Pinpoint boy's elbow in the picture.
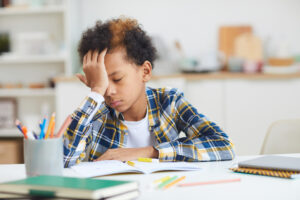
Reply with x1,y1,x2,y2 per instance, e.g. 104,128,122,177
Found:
219,140,236,161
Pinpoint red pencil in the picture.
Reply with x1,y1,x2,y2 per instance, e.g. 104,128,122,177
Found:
55,115,72,138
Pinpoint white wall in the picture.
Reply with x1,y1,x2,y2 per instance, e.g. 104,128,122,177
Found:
76,0,300,59
63,1,300,155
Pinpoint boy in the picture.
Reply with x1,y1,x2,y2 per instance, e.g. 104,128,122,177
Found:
63,17,235,167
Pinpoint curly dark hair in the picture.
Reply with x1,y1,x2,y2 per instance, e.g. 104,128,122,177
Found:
78,17,157,68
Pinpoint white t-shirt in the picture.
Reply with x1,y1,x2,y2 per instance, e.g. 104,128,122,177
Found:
87,92,155,148
123,109,156,148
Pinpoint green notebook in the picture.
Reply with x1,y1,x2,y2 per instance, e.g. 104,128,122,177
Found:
0,175,139,200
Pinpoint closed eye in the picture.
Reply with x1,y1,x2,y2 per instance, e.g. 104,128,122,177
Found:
113,78,122,82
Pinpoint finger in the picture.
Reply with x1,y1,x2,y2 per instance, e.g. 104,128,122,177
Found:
83,54,87,65
86,50,92,63
76,73,87,84
76,73,87,85
94,157,101,162
98,48,107,63
94,155,110,161
93,154,103,161
92,50,99,63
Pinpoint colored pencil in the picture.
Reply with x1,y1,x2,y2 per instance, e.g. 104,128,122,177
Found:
50,120,55,138
45,113,55,139
138,158,153,162
15,120,27,139
158,176,178,189
127,161,135,167
55,115,72,138
32,131,38,139
163,176,186,189
154,176,171,184
178,178,241,187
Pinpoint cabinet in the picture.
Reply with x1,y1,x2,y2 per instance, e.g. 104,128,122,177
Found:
54,73,300,156
0,1,72,163
225,79,300,155
0,138,23,164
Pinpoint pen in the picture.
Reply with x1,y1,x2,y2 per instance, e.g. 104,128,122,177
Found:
18,120,36,140
39,117,47,139
21,126,28,138
26,130,36,140
22,126,35,140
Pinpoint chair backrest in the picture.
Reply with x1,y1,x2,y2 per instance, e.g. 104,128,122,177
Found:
260,119,300,155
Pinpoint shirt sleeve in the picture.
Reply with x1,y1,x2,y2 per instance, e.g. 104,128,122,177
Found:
154,90,235,162
63,92,104,168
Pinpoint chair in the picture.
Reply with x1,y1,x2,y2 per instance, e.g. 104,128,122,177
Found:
260,119,300,155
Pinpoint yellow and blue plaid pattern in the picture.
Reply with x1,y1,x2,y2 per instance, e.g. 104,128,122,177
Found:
63,87,235,167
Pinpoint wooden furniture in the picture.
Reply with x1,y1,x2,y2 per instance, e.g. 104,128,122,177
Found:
0,138,23,164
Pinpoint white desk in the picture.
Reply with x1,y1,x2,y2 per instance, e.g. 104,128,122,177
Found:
0,154,299,200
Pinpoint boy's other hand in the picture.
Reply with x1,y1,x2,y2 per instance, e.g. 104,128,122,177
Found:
93,146,159,162
76,48,108,96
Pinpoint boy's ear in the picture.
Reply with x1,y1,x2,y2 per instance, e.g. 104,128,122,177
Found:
141,61,152,82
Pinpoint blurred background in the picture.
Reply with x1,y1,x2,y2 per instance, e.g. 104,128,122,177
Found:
1,0,300,163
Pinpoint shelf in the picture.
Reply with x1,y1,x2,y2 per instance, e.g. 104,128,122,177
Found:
0,128,22,137
0,6,64,16
0,55,66,64
53,72,300,83
0,88,55,97
151,72,300,80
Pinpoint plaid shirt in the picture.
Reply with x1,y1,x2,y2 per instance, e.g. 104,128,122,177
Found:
64,87,235,167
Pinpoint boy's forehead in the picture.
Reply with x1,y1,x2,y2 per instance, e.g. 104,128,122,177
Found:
105,48,127,65
105,48,134,74
108,71,121,77
106,47,127,60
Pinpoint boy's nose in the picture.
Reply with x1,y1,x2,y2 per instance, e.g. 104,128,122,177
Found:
105,84,116,96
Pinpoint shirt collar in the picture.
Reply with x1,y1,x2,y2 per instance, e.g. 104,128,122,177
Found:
146,87,160,128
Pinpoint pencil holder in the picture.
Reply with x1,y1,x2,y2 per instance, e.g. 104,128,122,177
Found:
24,137,63,177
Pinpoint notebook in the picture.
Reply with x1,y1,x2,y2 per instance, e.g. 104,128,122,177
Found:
69,160,202,178
0,175,139,200
230,155,300,179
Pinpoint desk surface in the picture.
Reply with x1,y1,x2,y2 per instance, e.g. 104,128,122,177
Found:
0,154,300,200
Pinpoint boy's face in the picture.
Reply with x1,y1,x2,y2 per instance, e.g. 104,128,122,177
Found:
103,48,149,113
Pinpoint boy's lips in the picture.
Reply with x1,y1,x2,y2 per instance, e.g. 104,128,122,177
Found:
110,100,122,107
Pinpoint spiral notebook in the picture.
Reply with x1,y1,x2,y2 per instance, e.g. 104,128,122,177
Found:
230,155,300,179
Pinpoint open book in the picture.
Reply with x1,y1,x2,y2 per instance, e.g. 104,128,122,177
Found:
67,160,202,178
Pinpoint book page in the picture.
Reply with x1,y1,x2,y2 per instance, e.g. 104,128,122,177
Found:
131,160,202,174
69,160,142,178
